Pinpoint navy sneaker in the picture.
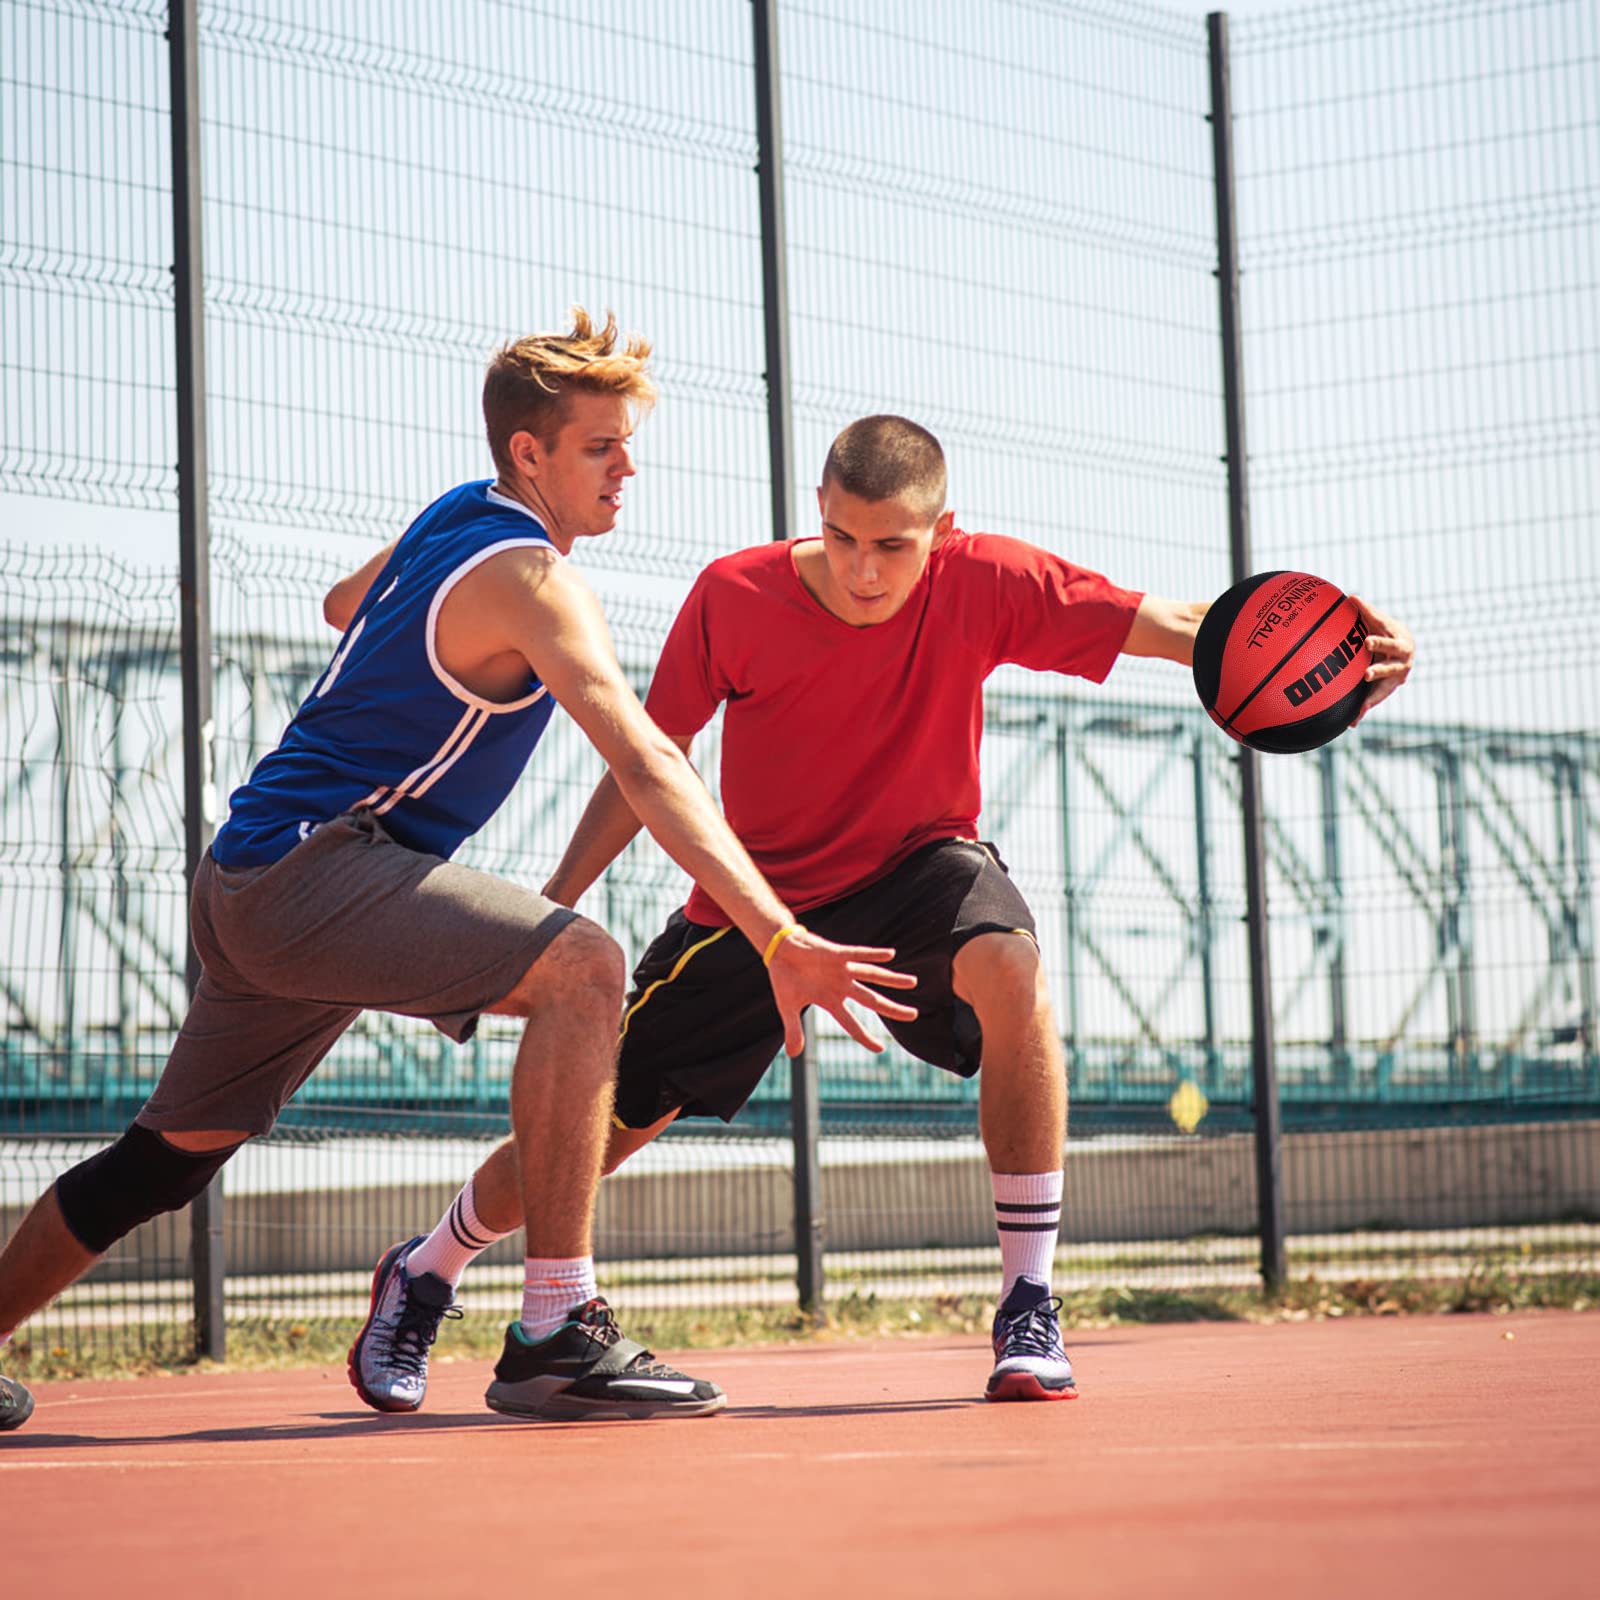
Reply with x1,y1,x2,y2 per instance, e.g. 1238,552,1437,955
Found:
987,1275,1077,1402
485,1298,726,1421
0,1369,34,1433
347,1237,461,1413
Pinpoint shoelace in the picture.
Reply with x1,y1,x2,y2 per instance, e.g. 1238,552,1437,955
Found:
384,1291,463,1378
996,1297,1066,1360
571,1298,681,1378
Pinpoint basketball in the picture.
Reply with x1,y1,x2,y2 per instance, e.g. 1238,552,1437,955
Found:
1193,571,1372,754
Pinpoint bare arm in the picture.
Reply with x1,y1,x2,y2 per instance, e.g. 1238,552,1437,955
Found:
1120,594,1208,666
542,734,694,909
477,551,915,1052
323,539,400,632
1119,591,1414,720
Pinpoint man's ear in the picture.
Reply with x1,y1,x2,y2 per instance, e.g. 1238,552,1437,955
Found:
508,429,542,479
931,509,955,546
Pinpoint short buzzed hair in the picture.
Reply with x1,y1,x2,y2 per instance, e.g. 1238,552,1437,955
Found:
483,308,655,476
821,415,947,522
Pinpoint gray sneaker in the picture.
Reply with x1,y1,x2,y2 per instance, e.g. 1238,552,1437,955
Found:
0,1370,34,1433
347,1237,461,1413
485,1298,726,1421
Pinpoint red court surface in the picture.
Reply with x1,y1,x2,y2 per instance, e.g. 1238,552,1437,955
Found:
6,1310,1597,1599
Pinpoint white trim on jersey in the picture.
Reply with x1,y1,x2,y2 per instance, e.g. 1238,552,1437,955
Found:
364,704,487,818
424,530,560,713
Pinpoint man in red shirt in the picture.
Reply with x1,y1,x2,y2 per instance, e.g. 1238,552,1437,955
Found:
362,414,1415,1406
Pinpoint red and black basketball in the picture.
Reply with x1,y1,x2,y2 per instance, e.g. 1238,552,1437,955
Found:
1193,571,1372,754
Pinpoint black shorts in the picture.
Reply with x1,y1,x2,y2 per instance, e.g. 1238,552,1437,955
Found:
612,837,1037,1128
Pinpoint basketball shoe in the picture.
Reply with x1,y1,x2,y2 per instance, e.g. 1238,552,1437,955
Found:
0,1370,34,1432
348,1236,461,1413
485,1297,726,1420
987,1274,1078,1402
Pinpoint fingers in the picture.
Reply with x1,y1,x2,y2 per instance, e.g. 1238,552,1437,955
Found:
830,1002,887,1054
827,942,898,963
847,979,918,1022
780,1006,805,1059
846,961,919,991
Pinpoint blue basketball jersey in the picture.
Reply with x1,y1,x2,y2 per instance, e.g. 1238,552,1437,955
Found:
212,481,561,868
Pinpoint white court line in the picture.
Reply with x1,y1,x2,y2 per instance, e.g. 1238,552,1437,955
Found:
1,1439,1460,1473
33,1385,361,1410
724,1439,1453,1464
0,1454,451,1472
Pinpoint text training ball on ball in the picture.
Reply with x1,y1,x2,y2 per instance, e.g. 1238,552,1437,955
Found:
1192,570,1371,754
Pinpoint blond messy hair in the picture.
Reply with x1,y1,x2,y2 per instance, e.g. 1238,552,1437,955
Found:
483,308,656,476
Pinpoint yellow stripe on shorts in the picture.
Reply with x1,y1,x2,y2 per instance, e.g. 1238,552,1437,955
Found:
617,924,733,1044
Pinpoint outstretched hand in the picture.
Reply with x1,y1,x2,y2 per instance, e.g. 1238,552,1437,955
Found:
1350,595,1415,723
764,927,918,1057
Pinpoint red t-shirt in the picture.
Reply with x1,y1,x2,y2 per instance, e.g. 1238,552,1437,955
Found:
644,530,1143,926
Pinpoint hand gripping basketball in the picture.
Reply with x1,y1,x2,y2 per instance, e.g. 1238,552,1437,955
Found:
1193,571,1412,753
762,925,918,1057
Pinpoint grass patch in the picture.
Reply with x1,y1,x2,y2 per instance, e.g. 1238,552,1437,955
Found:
9,1269,1596,1384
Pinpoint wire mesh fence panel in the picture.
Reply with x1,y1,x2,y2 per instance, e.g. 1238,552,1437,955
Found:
4,0,1597,1371
0,0,193,1367
189,0,778,1338
777,1,1249,1299
1231,0,1600,1283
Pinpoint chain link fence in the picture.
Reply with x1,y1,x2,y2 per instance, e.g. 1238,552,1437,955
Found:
2,0,1595,1364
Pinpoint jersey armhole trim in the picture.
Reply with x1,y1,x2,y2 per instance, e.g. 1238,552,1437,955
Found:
426,535,561,712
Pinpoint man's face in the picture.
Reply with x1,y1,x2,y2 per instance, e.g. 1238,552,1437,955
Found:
517,391,635,550
811,481,950,626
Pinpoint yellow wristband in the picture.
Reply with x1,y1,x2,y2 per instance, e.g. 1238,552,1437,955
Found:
762,922,799,967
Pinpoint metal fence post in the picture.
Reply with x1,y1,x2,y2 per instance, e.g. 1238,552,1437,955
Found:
1208,11,1286,1292
752,0,824,1314
170,0,224,1359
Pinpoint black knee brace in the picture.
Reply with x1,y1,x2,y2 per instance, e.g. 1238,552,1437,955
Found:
54,1124,240,1254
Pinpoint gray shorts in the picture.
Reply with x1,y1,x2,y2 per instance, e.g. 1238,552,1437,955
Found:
137,809,578,1136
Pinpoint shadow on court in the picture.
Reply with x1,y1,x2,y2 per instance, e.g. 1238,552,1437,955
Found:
0,1394,977,1450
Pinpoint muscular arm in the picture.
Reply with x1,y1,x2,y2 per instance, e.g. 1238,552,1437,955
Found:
542,734,694,909
1120,594,1208,666
323,539,400,632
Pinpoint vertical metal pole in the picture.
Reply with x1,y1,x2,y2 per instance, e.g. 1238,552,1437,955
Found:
111,658,137,1076
1191,734,1219,1090
171,0,224,1360
56,628,79,1085
1058,713,1083,1079
752,0,822,1315
1209,12,1285,1291
1564,756,1598,1082
1319,744,1350,1090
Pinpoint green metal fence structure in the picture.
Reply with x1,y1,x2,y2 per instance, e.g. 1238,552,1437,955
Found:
2,0,1595,1362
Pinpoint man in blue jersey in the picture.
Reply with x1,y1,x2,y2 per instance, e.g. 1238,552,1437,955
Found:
0,311,914,1433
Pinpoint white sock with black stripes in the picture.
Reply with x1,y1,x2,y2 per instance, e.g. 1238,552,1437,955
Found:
993,1170,1063,1301
405,1176,516,1289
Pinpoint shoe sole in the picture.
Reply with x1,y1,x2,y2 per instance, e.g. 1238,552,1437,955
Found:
985,1372,1078,1402
485,1378,727,1422
347,1241,423,1414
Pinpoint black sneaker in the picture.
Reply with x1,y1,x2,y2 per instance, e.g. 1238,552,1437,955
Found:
485,1298,726,1421
986,1275,1078,1402
1,1370,35,1433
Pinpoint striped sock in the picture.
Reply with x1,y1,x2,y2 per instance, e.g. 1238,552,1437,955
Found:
405,1177,515,1288
521,1257,598,1342
993,1170,1063,1300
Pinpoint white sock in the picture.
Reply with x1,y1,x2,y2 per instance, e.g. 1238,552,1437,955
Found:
520,1257,597,1342
405,1177,516,1289
993,1170,1063,1299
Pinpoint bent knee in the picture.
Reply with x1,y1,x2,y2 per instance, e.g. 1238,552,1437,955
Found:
495,915,626,1018
953,930,1048,1010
